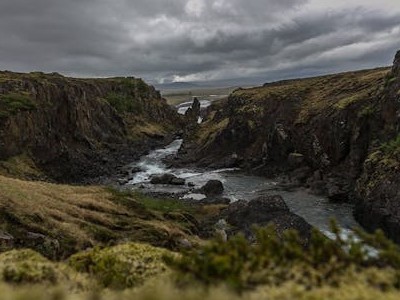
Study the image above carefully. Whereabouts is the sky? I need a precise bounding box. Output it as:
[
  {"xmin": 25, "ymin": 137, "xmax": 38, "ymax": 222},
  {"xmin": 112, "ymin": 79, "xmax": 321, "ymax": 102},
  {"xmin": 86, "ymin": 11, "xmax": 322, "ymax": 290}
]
[{"xmin": 0, "ymin": 0, "xmax": 399, "ymax": 85}]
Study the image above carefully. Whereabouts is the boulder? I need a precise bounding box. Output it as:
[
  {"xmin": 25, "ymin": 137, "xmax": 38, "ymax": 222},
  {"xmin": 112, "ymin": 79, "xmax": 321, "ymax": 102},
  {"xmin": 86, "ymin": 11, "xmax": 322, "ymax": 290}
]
[
  {"xmin": 288, "ymin": 152, "xmax": 305, "ymax": 168},
  {"xmin": 198, "ymin": 180, "xmax": 224, "ymax": 196},
  {"xmin": 150, "ymin": 173, "xmax": 185, "ymax": 185},
  {"xmin": 221, "ymin": 195, "xmax": 312, "ymax": 243},
  {"xmin": 326, "ymin": 178, "xmax": 350, "ymax": 202}
]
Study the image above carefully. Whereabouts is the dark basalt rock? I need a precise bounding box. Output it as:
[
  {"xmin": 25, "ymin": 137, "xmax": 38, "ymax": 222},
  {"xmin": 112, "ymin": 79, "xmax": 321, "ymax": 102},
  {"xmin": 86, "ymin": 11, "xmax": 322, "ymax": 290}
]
[
  {"xmin": 393, "ymin": 50, "xmax": 400, "ymax": 75},
  {"xmin": 150, "ymin": 173, "xmax": 185, "ymax": 185},
  {"xmin": 221, "ymin": 195, "xmax": 312, "ymax": 243},
  {"xmin": 185, "ymin": 97, "xmax": 201, "ymax": 124},
  {"xmin": 0, "ymin": 72, "xmax": 183, "ymax": 183},
  {"xmin": 198, "ymin": 180, "xmax": 224, "ymax": 196}
]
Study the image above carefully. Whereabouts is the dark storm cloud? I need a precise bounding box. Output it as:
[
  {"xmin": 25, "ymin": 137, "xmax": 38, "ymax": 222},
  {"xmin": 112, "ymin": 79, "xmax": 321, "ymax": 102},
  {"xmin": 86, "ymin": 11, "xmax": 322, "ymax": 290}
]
[{"xmin": 0, "ymin": 0, "xmax": 399, "ymax": 84}]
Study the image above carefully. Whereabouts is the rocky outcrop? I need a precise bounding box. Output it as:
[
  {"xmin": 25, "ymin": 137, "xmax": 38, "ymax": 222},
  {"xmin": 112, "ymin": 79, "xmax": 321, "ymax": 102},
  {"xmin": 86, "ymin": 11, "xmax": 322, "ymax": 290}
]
[
  {"xmin": 393, "ymin": 50, "xmax": 400, "ymax": 76},
  {"xmin": 175, "ymin": 67, "xmax": 390, "ymax": 200},
  {"xmin": 150, "ymin": 173, "xmax": 185, "ymax": 185},
  {"xmin": 198, "ymin": 180, "xmax": 224, "ymax": 196},
  {"xmin": 174, "ymin": 50, "xmax": 400, "ymax": 243},
  {"xmin": 0, "ymin": 71, "xmax": 183, "ymax": 182},
  {"xmin": 354, "ymin": 51, "xmax": 400, "ymax": 242},
  {"xmin": 220, "ymin": 195, "xmax": 312, "ymax": 243},
  {"xmin": 185, "ymin": 97, "xmax": 201, "ymax": 124}
]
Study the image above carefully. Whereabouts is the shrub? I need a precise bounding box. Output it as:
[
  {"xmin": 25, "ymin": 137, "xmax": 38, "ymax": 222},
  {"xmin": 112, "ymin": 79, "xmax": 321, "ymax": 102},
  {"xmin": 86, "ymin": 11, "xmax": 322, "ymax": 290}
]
[
  {"xmin": 165, "ymin": 221, "xmax": 400, "ymax": 291},
  {"xmin": 381, "ymin": 135, "xmax": 400, "ymax": 156},
  {"xmin": 0, "ymin": 93, "xmax": 36, "ymax": 118},
  {"xmin": 68, "ymin": 243, "xmax": 170, "ymax": 289},
  {"xmin": 105, "ymin": 92, "xmax": 141, "ymax": 113}
]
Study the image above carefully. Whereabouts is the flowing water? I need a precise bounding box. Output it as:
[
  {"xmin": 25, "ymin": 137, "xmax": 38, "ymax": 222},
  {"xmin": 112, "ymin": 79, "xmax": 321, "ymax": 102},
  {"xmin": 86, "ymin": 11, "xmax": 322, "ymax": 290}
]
[
  {"xmin": 125, "ymin": 138, "xmax": 358, "ymax": 234},
  {"xmin": 124, "ymin": 98, "xmax": 358, "ymax": 234}
]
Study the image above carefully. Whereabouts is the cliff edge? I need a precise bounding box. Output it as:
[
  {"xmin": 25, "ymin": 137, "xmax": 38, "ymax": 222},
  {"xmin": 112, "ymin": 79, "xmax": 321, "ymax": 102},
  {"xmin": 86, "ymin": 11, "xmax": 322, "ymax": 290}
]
[{"xmin": 0, "ymin": 72, "xmax": 182, "ymax": 182}]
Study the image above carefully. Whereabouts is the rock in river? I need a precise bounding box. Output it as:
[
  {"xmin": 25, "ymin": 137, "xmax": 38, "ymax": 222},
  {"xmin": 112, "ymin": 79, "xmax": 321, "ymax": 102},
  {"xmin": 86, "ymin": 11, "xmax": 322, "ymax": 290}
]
[
  {"xmin": 221, "ymin": 195, "xmax": 312, "ymax": 243},
  {"xmin": 150, "ymin": 173, "xmax": 185, "ymax": 185},
  {"xmin": 198, "ymin": 180, "xmax": 224, "ymax": 196}
]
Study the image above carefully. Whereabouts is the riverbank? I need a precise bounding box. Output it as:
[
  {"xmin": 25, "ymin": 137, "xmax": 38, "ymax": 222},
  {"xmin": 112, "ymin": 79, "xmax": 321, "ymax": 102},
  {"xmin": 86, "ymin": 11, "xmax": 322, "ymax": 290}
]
[{"xmin": 169, "ymin": 51, "xmax": 400, "ymax": 242}]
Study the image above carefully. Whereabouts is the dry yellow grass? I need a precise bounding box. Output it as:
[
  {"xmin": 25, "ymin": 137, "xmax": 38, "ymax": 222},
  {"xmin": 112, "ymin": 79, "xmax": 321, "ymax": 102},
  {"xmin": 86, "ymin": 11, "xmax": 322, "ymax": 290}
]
[
  {"xmin": 0, "ymin": 175, "xmax": 198, "ymax": 258},
  {"xmin": 0, "ymin": 154, "xmax": 45, "ymax": 180},
  {"xmin": 232, "ymin": 67, "xmax": 390, "ymax": 124}
]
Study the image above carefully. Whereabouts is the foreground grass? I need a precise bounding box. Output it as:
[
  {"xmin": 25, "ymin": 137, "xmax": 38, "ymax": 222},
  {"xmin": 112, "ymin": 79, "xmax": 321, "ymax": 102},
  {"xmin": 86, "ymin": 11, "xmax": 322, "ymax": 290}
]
[
  {"xmin": 0, "ymin": 175, "xmax": 199, "ymax": 258},
  {"xmin": 1, "ymin": 226, "xmax": 400, "ymax": 299},
  {"xmin": 2, "ymin": 174, "xmax": 400, "ymax": 299},
  {"xmin": 2, "ymin": 278, "xmax": 400, "ymax": 300}
]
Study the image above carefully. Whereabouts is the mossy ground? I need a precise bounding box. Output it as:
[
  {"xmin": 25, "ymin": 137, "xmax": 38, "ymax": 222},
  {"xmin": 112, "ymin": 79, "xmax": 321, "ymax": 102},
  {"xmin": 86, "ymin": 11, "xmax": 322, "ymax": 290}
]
[{"xmin": 1, "ymin": 226, "xmax": 400, "ymax": 299}]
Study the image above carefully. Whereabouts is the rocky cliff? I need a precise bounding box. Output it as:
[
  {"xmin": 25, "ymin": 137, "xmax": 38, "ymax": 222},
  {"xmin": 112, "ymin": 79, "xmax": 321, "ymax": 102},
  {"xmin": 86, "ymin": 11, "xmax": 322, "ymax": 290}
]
[
  {"xmin": 175, "ymin": 51, "xmax": 400, "ymax": 241},
  {"xmin": 354, "ymin": 51, "xmax": 400, "ymax": 242},
  {"xmin": 0, "ymin": 71, "xmax": 182, "ymax": 182},
  {"xmin": 177, "ymin": 67, "xmax": 390, "ymax": 197}
]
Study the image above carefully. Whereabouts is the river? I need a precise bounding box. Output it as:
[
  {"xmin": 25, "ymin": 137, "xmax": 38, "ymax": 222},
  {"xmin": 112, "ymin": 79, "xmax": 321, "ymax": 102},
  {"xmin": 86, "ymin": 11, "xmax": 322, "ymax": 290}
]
[
  {"xmin": 123, "ymin": 98, "xmax": 358, "ymax": 235},
  {"xmin": 124, "ymin": 138, "xmax": 358, "ymax": 235}
]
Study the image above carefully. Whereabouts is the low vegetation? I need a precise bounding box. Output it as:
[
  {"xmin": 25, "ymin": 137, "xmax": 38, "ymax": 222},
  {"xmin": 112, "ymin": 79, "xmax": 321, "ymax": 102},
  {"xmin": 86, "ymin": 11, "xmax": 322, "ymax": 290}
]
[
  {"xmin": 234, "ymin": 67, "xmax": 388, "ymax": 124},
  {"xmin": 167, "ymin": 221, "xmax": 400, "ymax": 291},
  {"xmin": 68, "ymin": 243, "xmax": 171, "ymax": 289},
  {"xmin": 0, "ymin": 173, "xmax": 400, "ymax": 299},
  {"xmin": 0, "ymin": 92, "xmax": 36, "ymax": 119},
  {"xmin": 1, "ymin": 221, "xmax": 400, "ymax": 299},
  {"xmin": 0, "ymin": 176, "xmax": 198, "ymax": 259}
]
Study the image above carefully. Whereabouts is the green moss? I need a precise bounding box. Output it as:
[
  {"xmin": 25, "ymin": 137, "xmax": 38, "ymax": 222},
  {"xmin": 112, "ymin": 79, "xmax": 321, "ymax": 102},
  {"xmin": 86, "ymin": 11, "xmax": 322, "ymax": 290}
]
[
  {"xmin": 334, "ymin": 92, "xmax": 367, "ymax": 109},
  {"xmin": 358, "ymin": 105, "xmax": 376, "ymax": 118},
  {"xmin": 384, "ymin": 72, "xmax": 397, "ymax": 88},
  {"xmin": 105, "ymin": 92, "xmax": 143, "ymax": 113},
  {"xmin": 381, "ymin": 135, "xmax": 400, "ymax": 156},
  {"xmin": 68, "ymin": 243, "xmax": 170, "ymax": 289},
  {"xmin": 0, "ymin": 249, "xmax": 88, "ymax": 287},
  {"xmin": 0, "ymin": 92, "xmax": 36, "ymax": 118}
]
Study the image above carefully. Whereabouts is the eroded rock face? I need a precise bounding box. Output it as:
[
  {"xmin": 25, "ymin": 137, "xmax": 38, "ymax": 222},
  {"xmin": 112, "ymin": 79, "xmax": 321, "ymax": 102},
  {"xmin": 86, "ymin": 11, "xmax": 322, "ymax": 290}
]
[
  {"xmin": 185, "ymin": 97, "xmax": 201, "ymax": 124},
  {"xmin": 0, "ymin": 72, "xmax": 182, "ymax": 182},
  {"xmin": 393, "ymin": 50, "xmax": 400, "ymax": 75},
  {"xmin": 175, "ymin": 67, "xmax": 390, "ymax": 197},
  {"xmin": 353, "ymin": 51, "xmax": 400, "ymax": 242},
  {"xmin": 175, "ymin": 50, "xmax": 400, "ymax": 243}
]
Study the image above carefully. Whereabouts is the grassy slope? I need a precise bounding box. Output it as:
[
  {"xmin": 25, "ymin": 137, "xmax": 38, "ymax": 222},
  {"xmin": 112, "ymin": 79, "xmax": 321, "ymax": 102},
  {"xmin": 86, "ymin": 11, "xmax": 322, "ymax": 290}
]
[
  {"xmin": 1, "ymin": 174, "xmax": 400, "ymax": 299},
  {"xmin": 197, "ymin": 67, "xmax": 389, "ymax": 146},
  {"xmin": 0, "ymin": 175, "xmax": 200, "ymax": 258}
]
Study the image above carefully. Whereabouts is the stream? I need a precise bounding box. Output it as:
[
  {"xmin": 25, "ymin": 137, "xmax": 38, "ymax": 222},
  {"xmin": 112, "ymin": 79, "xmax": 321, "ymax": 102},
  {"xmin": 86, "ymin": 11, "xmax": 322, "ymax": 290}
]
[{"xmin": 123, "ymin": 99, "xmax": 358, "ymax": 235}]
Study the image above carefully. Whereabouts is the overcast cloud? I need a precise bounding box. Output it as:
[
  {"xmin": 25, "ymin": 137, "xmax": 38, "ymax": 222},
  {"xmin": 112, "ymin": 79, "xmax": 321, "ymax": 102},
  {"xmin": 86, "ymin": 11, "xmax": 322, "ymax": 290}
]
[{"xmin": 0, "ymin": 0, "xmax": 399, "ymax": 84}]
